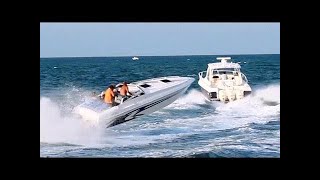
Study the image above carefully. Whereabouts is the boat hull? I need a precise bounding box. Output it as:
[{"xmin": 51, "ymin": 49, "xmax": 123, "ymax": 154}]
[
  {"xmin": 200, "ymin": 87, "xmax": 218, "ymax": 101},
  {"xmin": 197, "ymin": 57, "xmax": 252, "ymax": 102},
  {"xmin": 198, "ymin": 79, "xmax": 251, "ymax": 102},
  {"xmin": 73, "ymin": 76, "xmax": 194, "ymax": 128},
  {"xmin": 106, "ymin": 85, "xmax": 189, "ymax": 127}
]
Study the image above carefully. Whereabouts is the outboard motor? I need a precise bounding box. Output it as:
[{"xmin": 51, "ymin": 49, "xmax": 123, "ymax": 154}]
[
  {"xmin": 235, "ymin": 90, "xmax": 244, "ymax": 100},
  {"xmin": 219, "ymin": 90, "xmax": 227, "ymax": 102},
  {"xmin": 226, "ymin": 89, "xmax": 236, "ymax": 101}
]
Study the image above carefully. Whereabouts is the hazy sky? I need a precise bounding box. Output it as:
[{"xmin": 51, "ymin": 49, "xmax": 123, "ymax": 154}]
[{"xmin": 40, "ymin": 23, "xmax": 280, "ymax": 57}]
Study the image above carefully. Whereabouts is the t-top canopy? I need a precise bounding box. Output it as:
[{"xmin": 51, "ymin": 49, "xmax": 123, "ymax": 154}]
[{"xmin": 208, "ymin": 57, "xmax": 241, "ymax": 69}]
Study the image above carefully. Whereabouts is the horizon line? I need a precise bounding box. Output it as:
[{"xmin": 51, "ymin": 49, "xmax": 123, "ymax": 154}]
[{"xmin": 40, "ymin": 53, "xmax": 280, "ymax": 59}]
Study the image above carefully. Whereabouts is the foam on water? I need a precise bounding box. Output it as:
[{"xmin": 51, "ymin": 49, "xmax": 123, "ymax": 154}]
[
  {"xmin": 165, "ymin": 89, "xmax": 207, "ymax": 110},
  {"xmin": 154, "ymin": 84, "xmax": 279, "ymax": 130},
  {"xmin": 40, "ymin": 97, "xmax": 104, "ymax": 146},
  {"xmin": 40, "ymin": 83, "xmax": 280, "ymax": 156},
  {"xmin": 102, "ymin": 84, "xmax": 280, "ymax": 149}
]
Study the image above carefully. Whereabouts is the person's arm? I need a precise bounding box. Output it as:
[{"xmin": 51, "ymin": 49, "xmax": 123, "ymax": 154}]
[
  {"xmin": 111, "ymin": 90, "xmax": 115, "ymax": 97},
  {"xmin": 127, "ymin": 86, "xmax": 132, "ymax": 95}
]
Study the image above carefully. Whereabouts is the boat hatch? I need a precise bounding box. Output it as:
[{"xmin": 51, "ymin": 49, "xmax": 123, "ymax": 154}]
[
  {"xmin": 160, "ymin": 79, "xmax": 171, "ymax": 83},
  {"xmin": 140, "ymin": 84, "xmax": 151, "ymax": 88}
]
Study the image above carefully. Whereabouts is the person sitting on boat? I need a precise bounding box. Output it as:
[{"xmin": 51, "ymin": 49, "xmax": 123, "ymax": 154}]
[
  {"xmin": 104, "ymin": 85, "xmax": 116, "ymax": 106},
  {"xmin": 120, "ymin": 82, "xmax": 132, "ymax": 101}
]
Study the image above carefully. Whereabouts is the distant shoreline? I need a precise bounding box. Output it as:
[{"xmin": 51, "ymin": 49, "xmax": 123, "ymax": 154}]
[{"xmin": 40, "ymin": 53, "xmax": 280, "ymax": 59}]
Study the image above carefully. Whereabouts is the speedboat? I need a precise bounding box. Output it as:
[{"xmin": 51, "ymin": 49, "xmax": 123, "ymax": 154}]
[
  {"xmin": 198, "ymin": 57, "xmax": 251, "ymax": 102},
  {"xmin": 132, "ymin": 57, "xmax": 139, "ymax": 60},
  {"xmin": 73, "ymin": 76, "xmax": 194, "ymax": 128}
]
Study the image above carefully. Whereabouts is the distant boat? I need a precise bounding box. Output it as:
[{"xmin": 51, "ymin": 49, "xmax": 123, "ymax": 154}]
[{"xmin": 132, "ymin": 57, "xmax": 139, "ymax": 60}]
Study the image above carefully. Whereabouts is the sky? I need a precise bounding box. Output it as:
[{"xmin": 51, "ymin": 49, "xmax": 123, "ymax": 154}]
[{"xmin": 40, "ymin": 23, "xmax": 280, "ymax": 57}]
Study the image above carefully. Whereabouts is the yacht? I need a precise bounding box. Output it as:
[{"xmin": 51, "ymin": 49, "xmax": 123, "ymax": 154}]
[{"xmin": 198, "ymin": 57, "xmax": 251, "ymax": 102}]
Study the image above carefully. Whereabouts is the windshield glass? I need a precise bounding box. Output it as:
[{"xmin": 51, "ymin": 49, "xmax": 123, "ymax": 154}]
[
  {"xmin": 215, "ymin": 68, "xmax": 236, "ymax": 71},
  {"xmin": 212, "ymin": 70, "xmax": 234, "ymax": 75}
]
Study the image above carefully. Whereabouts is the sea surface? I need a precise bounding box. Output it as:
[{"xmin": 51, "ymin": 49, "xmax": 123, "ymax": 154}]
[{"xmin": 40, "ymin": 54, "xmax": 280, "ymax": 157}]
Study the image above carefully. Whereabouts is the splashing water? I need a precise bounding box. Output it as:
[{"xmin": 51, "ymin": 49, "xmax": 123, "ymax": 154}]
[
  {"xmin": 40, "ymin": 84, "xmax": 279, "ymax": 154},
  {"xmin": 165, "ymin": 89, "xmax": 207, "ymax": 110},
  {"xmin": 40, "ymin": 97, "xmax": 104, "ymax": 146}
]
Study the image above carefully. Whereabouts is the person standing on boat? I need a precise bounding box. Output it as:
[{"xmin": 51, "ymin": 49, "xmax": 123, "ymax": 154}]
[
  {"xmin": 104, "ymin": 85, "xmax": 116, "ymax": 106},
  {"xmin": 120, "ymin": 82, "xmax": 132, "ymax": 100}
]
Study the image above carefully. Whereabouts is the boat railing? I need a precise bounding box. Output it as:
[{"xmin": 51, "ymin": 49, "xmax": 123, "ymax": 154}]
[
  {"xmin": 133, "ymin": 84, "xmax": 145, "ymax": 94},
  {"xmin": 108, "ymin": 83, "xmax": 146, "ymax": 104},
  {"xmin": 240, "ymin": 73, "xmax": 249, "ymax": 83}
]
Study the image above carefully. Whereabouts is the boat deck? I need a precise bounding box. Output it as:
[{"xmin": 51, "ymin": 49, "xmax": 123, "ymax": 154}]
[{"xmin": 132, "ymin": 76, "xmax": 191, "ymax": 94}]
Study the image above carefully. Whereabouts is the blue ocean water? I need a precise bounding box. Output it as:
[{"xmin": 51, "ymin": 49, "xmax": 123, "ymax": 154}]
[{"xmin": 40, "ymin": 54, "xmax": 280, "ymax": 157}]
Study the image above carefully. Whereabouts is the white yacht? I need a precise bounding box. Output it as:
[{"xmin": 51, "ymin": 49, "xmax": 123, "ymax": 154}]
[
  {"xmin": 73, "ymin": 76, "xmax": 194, "ymax": 128},
  {"xmin": 198, "ymin": 57, "xmax": 251, "ymax": 102},
  {"xmin": 132, "ymin": 57, "xmax": 139, "ymax": 60}
]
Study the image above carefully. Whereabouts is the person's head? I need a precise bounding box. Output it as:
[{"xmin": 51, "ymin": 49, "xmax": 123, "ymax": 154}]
[
  {"xmin": 123, "ymin": 81, "xmax": 127, "ymax": 86},
  {"xmin": 109, "ymin": 85, "xmax": 115, "ymax": 90}
]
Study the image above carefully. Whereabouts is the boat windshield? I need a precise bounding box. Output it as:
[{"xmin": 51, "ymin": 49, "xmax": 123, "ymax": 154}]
[
  {"xmin": 212, "ymin": 70, "xmax": 234, "ymax": 75},
  {"xmin": 215, "ymin": 68, "xmax": 237, "ymax": 71}
]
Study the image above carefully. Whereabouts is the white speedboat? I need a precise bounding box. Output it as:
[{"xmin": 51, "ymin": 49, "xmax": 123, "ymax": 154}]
[
  {"xmin": 73, "ymin": 76, "xmax": 194, "ymax": 128},
  {"xmin": 132, "ymin": 57, "xmax": 139, "ymax": 60},
  {"xmin": 198, "ymin": 57, "xmax": 251, "ymax": 102}
]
